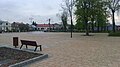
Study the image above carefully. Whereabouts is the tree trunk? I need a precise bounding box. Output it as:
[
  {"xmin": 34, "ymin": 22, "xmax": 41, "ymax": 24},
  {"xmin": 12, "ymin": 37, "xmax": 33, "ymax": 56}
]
[
  {"xmin": 112, "ymin": 10, "xmax": 116, "ymax": 32},
  {"xmin": 85, "ymin": 19, "xmax": 89, "ymax": 36},
  {"xmin": 70, "ymin": 14, "xmax": 73, "ymax": 38},
  {"xmin": 84, "ymin": 1, "xmax": 89, "ymax": 36},
  {"xmin": 104, "ymin": 26, "xmax": 106, "ymax": 31},
  {"xmin": 97, "ymin": 22, "xmax": 100, "ymax": 32},
  {"xmin": 63, "ymin": 22, "xmax": 67, "ymax": 32},
  {"xmin": 91, "ymin": 19, "xmax": 94, "ymax": 33}
]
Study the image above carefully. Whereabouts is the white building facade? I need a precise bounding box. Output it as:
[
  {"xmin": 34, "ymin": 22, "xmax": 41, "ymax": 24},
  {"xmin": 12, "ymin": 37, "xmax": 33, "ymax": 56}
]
[{"xmin": 0, "ymin": 20, "xmax": 12, "ymax": 32}]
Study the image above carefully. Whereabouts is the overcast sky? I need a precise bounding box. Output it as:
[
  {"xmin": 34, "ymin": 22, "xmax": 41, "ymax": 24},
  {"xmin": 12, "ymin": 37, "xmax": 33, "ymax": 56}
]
[
  {"xmin": 0, "ymin": 0, "xmax": 63, "ymax": 24},
  {"xmin": 0, "ymin": 0, "xmax": 120, "ymax": 25}
]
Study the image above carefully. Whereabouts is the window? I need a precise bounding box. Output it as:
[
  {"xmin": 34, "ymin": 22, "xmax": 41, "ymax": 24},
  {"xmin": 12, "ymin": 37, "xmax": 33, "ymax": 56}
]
[{"xmin": 6, "ymin": 23, "xmax": 8, "ymax": 25}]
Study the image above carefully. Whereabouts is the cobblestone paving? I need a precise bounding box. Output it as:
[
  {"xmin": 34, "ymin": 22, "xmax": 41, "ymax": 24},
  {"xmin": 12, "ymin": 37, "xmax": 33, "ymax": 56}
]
[{"xmin": 0, "ymin": 32, "xmax": 120, "ymax": 67}]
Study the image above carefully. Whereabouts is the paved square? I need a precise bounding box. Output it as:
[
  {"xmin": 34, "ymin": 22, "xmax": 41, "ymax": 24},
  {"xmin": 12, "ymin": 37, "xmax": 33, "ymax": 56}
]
[{"xmin": 0, "ymin": 32, "xmax": 120, "ymax": 67}]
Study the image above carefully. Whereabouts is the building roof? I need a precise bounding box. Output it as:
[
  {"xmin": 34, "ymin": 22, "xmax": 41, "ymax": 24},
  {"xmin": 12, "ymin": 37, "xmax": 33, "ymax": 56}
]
[{"xmin": 37, "ymin": 24, "xmax": 54, "ymax": 27}]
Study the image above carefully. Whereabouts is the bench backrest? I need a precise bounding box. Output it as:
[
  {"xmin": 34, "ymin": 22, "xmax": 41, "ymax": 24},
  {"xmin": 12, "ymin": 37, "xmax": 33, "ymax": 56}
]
[{"xmin": 21, "ymin": 40, "xmax": 37, "ymax": 46}]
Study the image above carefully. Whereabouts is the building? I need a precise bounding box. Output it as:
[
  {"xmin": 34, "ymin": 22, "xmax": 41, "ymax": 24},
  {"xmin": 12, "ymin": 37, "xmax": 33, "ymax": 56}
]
[
  {"xmin": 37, "ymin": 24, "xmax": 54, "ymax": 31},
  {"xmin": 11, "ymin": 22, "xmax": 31, "ymax": 32},
  {"xmin": 11, "ymin": 22, "xmax": 20, "ymax": 32},
  {"xmin": 0, "ymin": 20, "xmax": 11, "ymax": 32},
  {"xmin": 29, "ymin": 25, "xmax": 37, "ymax": 31},
  {"xmin": 37, "ymin": 23, "xmax": 63, "ymax": 31}
]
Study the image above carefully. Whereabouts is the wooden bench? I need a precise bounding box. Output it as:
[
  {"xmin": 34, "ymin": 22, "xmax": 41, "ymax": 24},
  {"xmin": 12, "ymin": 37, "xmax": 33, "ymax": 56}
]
[{"xmin": 20, "ymin": 40, "xmax": 42, "ymax": 51}]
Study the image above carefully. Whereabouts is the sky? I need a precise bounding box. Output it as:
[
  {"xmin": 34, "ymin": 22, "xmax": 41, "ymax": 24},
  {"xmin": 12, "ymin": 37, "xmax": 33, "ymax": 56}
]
[
  {"xmin": 0, "ymin": 0, "xmax": 120, "ymax": 25},
  {"xmin": 0, "ymin": 0, "xmax": 63, "ymax": 24},
  {"xmin": 108, "ymin": 13, "xmax": 120, "ymax": 25}
]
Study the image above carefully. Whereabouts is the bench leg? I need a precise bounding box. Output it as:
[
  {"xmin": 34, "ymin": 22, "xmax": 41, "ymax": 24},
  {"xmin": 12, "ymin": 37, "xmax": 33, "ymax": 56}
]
[
  {"xmin": 40, "ymin": 45, "xmax": 42, "ymax": 51},
  {"xmin": 26, "ymin": 45, "xmax": 28, "ymax": 49},
  {"xmin": 20, "ymin": 45, "xmax": 23, "ymax": 49},
  {"xmin": 34, "ymin": 46, "xmax": 37, "ymax": 51}
]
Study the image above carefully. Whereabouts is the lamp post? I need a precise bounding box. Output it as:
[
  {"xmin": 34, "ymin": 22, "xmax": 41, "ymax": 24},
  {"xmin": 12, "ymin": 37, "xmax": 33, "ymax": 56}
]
[{"xmin": 48, "ymin": 18, "xmax": 51, "ymax": 31}]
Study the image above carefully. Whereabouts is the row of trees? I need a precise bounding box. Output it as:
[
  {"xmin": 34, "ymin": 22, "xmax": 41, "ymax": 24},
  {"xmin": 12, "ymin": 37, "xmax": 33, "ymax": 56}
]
[
  {"xmin": 11, "ymin": 22, "xmax": 30, "ymax": 32},
  {"xmin": 60, "ymin": 0, "xmax": 120, "ymax": 36},
  {"xmin": 75, "ymin": 0, "xmax": 108, "ymax": 35},
  {"xmin": 11, "ymin": 21, "xmax": 38, "ymax": 32}
]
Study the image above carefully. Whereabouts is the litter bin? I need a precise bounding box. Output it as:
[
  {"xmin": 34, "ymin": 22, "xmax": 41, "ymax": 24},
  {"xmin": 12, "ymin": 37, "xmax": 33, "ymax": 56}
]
[{"xmin": 13, "ymin": 37, "xmax": 18, "ymax": 48}]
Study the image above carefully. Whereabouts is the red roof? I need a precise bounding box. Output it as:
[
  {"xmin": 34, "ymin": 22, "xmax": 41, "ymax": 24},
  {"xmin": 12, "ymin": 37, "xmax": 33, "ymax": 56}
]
[{"xmin": 37, "ymin": 24, "xmax": 53, "ymax": 27}]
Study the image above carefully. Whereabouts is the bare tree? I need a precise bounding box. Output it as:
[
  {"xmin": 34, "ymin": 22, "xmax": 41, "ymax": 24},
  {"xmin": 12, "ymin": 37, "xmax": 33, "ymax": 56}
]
[
  {"xmin": 62, "ymin": 0, "xmax": 75, "ymax": 38},
  {"xmin": 106, "ymin": 0, "xmax": 120, "ymax": 32},
  {"xmin": 61, "ymin": 10, "xmax": 68, "ymax": 31}
]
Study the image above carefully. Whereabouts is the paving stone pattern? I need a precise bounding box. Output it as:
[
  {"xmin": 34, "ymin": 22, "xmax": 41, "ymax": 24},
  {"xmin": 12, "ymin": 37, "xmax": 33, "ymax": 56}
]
[{"xmin": 0, "ymin": 32, "xmax": 120, "ymax": 67}]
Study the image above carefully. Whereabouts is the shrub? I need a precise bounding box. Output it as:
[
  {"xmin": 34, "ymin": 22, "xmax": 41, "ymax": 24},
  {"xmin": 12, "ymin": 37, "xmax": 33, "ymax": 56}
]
[{"xmin": 108, "ymin": 32, "xmax": 120, "ymax": 36}]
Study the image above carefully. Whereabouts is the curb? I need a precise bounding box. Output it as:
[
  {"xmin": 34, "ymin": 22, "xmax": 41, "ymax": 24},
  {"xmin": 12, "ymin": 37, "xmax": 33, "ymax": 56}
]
[
  {"xmin": 0, "ymin": 46, "xmax": 48, "ymax": 67},
  {"xmin": 9, "ymin": 54, "xmax": 48, "ymax": 67}
]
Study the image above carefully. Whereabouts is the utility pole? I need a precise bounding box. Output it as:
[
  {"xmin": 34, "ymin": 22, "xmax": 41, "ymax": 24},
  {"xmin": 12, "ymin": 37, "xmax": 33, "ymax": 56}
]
[
  {"xmin": 29, "ymin": 17, "xmax": 34, "ymax": 24},
  {"xmin": 48, "ymin": 18, "xmax": 51, "ymax": 31}
]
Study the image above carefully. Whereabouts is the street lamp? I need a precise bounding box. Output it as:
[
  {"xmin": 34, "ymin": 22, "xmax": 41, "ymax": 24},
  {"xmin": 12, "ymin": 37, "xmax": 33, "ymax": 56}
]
[{"xmin": 48, "ymin": 18, "xmax": 51, "ymax": 31}]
